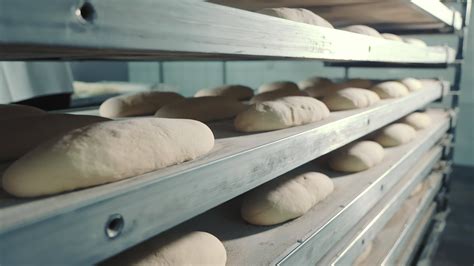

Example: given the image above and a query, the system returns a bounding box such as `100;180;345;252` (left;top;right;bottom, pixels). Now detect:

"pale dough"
257;81;300;93
381;33;403;42
241;172;334;225
258;8;334;28
2;118;214;197
0;104;46;120
73;81;152;98
342;79;373;89
155;96;248;122
370;81;409;99
354;241;373;266
250;89;307;103
329;141;385;173
322;88;380;111
194;84;254;101
304;79;373;99
99;91;184;118
374;123;416;147
234;96;330;132
402;112;431;130
404;38;427;47
341;25;382;38
400;78;423;92
409;183;423;198
102;231;226;266
0;114;109;162
299;77;334;98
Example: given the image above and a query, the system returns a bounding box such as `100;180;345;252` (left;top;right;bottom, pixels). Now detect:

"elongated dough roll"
0;114;109;162
374;123;416;147
329;141;384;173
303;79;373;99
2;118;214;197
342;79;373;89
250;89;307;103
0;104;46;120
257;81;299;93
402;112;431;130
258;8;333;28
99;91;184;118
234;96;329;132
404;38;427;47
400;78;423;92
322;88;380;111
298;77;333;91
241;172;334;225
155;96;248;122
370;81;409;99
341;25;382;38
381;33;403;42
194;84;254;101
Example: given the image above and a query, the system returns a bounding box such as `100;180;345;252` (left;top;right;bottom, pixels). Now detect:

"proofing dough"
374;123;416;147
2;118;214;197
370;81;410;99
382;33;403;42
102;231;226;266
298;77;334;98
404;38;427;47
250;89;307;103
0;104;46;120
257;81;300;93
0;114;109;162
234;96;329;132
194;85;254;101
402;112;432;130
400;78;423;92
343;79;373;89
258;8;333;28
341;25;382;38
329;141;385;173
241;172;334;225
99;91;184;118
155;96;248;122
322;88;380;111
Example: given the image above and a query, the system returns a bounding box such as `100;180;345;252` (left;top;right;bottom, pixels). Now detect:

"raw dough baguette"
258;8;333;28
400;78;423;92
0;114;109;162
382;33;403;42
250;89;307;103
370;81;410;99
99;91;184;118
341;25;382;38
155;96;248;122
303;79;373;99
257;81;300;93
73;81;151;98
298;77;333;91
374;123;416;147
402;112;431;130
234;96;330;132
322;88;380;111
329;141;385;173
194;84;254;101
102;231;226;266
0;104;46;120
2;118;214;197
404;37;427;47
342;79;373;89
241;172;334;225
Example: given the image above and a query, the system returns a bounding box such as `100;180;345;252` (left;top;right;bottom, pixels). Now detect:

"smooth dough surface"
99;91;184;118
241;172;334;225
374;123;417;147
370;81;410;99
102;231;226;266
258;8;333;28
0;114;109;162
329;141;385;172
155;96;248;122
250;88;307;103
400;78;423;92
322;88;380;111
299;77;334;98
341;25;382;38
404;37;427;47
0;104;46;120
2;118;214;197
402;112;431;130
234;96;330;132
382;33;403;42
257;81;300;93
194;84;254;101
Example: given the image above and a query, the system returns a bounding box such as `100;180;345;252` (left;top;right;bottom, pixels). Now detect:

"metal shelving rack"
0;0;469;265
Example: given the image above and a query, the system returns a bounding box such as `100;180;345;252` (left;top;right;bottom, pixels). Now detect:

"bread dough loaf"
250;89;307;103
402;112;431;130
322;88;380;111
155;96;248;122
374;123;416;147
257;81;300;93
304;79;373;99
382;33;403;42
99;91;184;118
241;172;334;225
73;81;152;98
0;104;46;120
0;114;109;162
400;78;423;92
258;8;333;28
234;96;330;132
342;79;373;89
329;141;385;172
370;81;409;99
194;85;254;101
102;231;226;266
2;118;214;197
404;38;427;47
341;25;382;38
298;77;334;98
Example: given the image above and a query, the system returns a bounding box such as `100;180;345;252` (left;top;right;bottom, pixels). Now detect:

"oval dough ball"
0;114;109;162
258;8;333;28
342;79;373;89
155;96;248;122
257;81;299;93
234;96;330;132
370;81;409;99
241;172;334;225
402;112;432;130
2;118;214;197
194;84;254;101
404;38;427;47
322;88;380;111
341;25;382;38
374;123;417;147
329;141;385;173
102;231;226;266
298;77;334;98
99;91;185;118
250;88;307;103
400;78;423;92
0;104;46;120
382;33;403;42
